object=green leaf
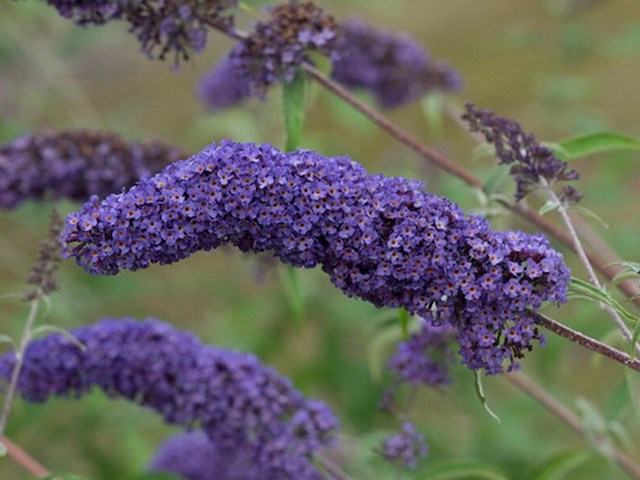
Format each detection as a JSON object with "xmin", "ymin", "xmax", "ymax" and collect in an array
[
  {"xmin": 569, "ymin": 205, "xmax": 610, "ymax": 229},
  {"xmin": 0, "ymin": 334, "xmax": 16, "ymax": 349},
  {"xmin": 425, "ymin": 459, "xmax": 508, "ymax": 480},
  {"xmin": 482, "ymin": 164, "xmax": 511, "ymax": 196},
  {"xmin": 474, "ymin": 371, "xmax": 501, "ymax": 423},
  {"xmin": 553, "ymin": 131, "xmax": 640, "ymax": 161},
  {"xmin": 31, "ymin": 325, "xmax": 85, "ymax": 351},
  {"xmin": 279, "ymin": 266, "xmax": 305, "ymax": 326},
  {"xmin": 521, "ymin": 449, "xmax": 592, "ymax": 480},
  {"xmin": 398, "ymin": 308, "xmax": 409, "ymax": 340},
  {"xmin": 0, "ymin": 441, "xmax": 6, "ymax": 457},
  {"xmin": 624, "ymin": 367, "xmax": 640, "ymax": 414},
  {"xmin": 282, "ymin": 71, "xmax": 307, "ymax": 152},
  {"xmin": 420, "ymin": 93, "xmax": 445, "ymax": 136},
  {"xmin": 367, "ymin": 323, "xmax": 406, "ymax": 382},
  {"xmin": 539, "ymin": 199, "xmax": 560, "ymax": 215},
  {"xmin": 569, "ymin": 277, "xmax": 640, "ymax": 326}
]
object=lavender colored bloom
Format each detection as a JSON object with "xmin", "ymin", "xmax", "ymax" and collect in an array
[
  {"xmin": 62, "ymin": 141, "xmax": 570, "ymax": 373},
  {"xmin": 46, "ymin": 0, "xmax": 237, "ymax": 65},
  {"xmin": 388, "ymin": 321, "xmax": 455, "ymax": 387},
  {"xmin": 148, "ymin": 431, "xmax": 263, "ymax": 480},
  {"xmin": 0, "ymin": 318, "xmax": 337, "ymax": 479},
  {"xmin": 380, "ymin": 422, "xmax": 428, "ymax": 469},
  {"xmin": 463, "ymin": 103, "xmax": 582, "ymax": 204},
  {"xmin": 197, "ymin": 17, "xmax": 461, "ymax": 111},
  {"xmin": 230, "ymin": 1, "xmax": 342, "ymax": 96},
  {"xmin": 0, "ymin": 130, "xmax": 184, "ymax": 209},
  {"xmin": 332, "ymin": 19, "xmax": 462, "ymax": 109},
  {"xmin": 197, "ymin": 56, "xmax": 252, "ymax": 111}
]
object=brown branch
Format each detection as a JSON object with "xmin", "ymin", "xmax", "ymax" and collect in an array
[
  {"xmin": 507, "ymin": 373, "xmax": 640, "ymax": 479},
  {"xmin": 0, "ymin": 436, "xmax": 50, "ymax": 478},
  {"xmin": 533, "ymin": 311, "xmax": 640, "ymax": 371}
]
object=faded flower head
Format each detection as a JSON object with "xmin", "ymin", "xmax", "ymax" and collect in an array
[
  {"xmin": 62, "ymin": 141, "xmax": 570, "ymax": 374},
  {"xmin": 230, "ymin": 0, "xmax": 342, "ymax": 96},
  {"xmin": 197, "ymin": 56, "xmax": 252, "ymax": 111},
  {"xmin": 463, "ymin": 103, "xmax": 582, "ymax": 204},
  {"xmin": 380, "ymin": 422, "xmax": 428, "ymax": 469},
  {"xmin": 197, "ymin": 17, "xmax": 461, "ymax": 111},
  {"xmin": 0, "ymin": 130, "xmax": 184, "ymax": 209},
  {"xmin": 148, "ymin": 431, "xmax": 263, "ymax": 480},
  {"xmin": 0, "ymin": 318, "xmax": 338, "ymax": 479},
  {"xmin": 47, "ymin": 0, "xmax": 237, "ymax": 65},
  {"xmin": 332, "ymin": 18, "xmax": 462, "ymax": 109},
  {"xmin": 24, "ymin": 208, "xmax": 64, "ymax": 301}
]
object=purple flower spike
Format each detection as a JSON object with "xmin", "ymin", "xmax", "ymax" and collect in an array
[
  {"xmin": 332, "ymin": 19, "xmax": 462, "ymax": 109},
  {"xmin": 230, "ymin": 1, "xmax": 342, "ymax": 96},
  {"xmin": 197, "ymin": 56, "xmax": 252, "ymax": 111},
  {"xmin": 62, "ymin": 140, "xmax": 570, "ymax": 373},
  {"xmin": 46, "ymin": 0, "xmax": 237, "ymax": 65},
  {"xmin": 0, "ymin": 318, "xmax": 338, "ymax": 480},
  {"xmin": 463, "ymin": 103, "xmax": 582, "ymax": 204},
  {"xmin": 380, "ymin": 422, "xmax": 428, "ymax": 469},
  {"xmin": 148, "ymin": 431, "xmax": 264, "ymax": 480},
  {"xmin": 0, "ymin": 130, "xmax": 184, "ymax": 209}
]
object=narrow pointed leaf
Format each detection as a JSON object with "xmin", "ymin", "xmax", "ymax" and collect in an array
[
  {"xmin": 553, "ymin": 131, "xmax": 640, "ymax": 161},
  {"xmin": 282, "ymin": 71, "xmax": 307, "ymax": 152}
]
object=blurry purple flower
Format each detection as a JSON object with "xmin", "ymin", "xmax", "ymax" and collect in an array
[
  {"xmin": 148, "ymin": 431, "xmax": 263, "ymax": 480},
  {"xmin": 0, "ymin": 130, "xmax": 184, "ymax": 209},
  {"xmin": 0, "ymin": 318, "xmax": 338, "ymax": 479},
  {"xmin": 388, "ymin": 321, "xmax": 455, "ymax": 388},
  {"xmin": 46, "ymin": 0, "xmax": 237, "ymax": 65},
  {"xmin": 197, "ymin": 56, "xmax": 252, "ymax": 111},
  {"xmin": 197, "ymin": 17, "xmax": 461, "ymax": 111},
  {"xmin": 463, "ymin": 103, "xmax": 582, "ymax": 204},
  {"xmin": 229, "ymin": 0, "xmax": 342, "ymax": 96},
  {"xmin": 332, "ymin": 18, "xmax": 462, "ymax": 109},
  {"xmin": 62, "ymin": 141, "xmax": 570, "ymax": 374},
  {"xmin": 380, "ymin": 422, "xmax": 428, "ymax": 469}
]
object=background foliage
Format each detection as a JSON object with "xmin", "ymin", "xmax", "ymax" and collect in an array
[{"xmin": 1, "ymin": 0, "xmax": 639, "ymax": 478}]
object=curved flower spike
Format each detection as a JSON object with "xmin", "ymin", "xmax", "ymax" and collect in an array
[
  {"xmin": 0, "ymin": 130, "xmax": 184, "ymax": 209},
  {"xmin": 0, "ymin": 318, "xmax": 338, "ymax": 479},
  {"xmin": 46, "ymin": 0, "xmax": 237, "ymax": 65},
  {"xmin": 62, "ymin": 141, "xmax": 570, "ymax": 373}
]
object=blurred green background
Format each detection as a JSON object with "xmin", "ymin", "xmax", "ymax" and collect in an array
[{"xmin": 1, "ymin": 0, "xmax": 639, "ymax": 479}]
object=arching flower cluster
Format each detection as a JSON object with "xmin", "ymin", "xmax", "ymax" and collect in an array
[
  {"xmin": 332, "ymin": 19, "xmax": 462, "ymax": 109},
  {"xmin": 0, "ymin": 130, "xmax": 184, "ymax": 209},
  {"xmin": 62, "ymin": 141, "xmax": 570, "ymax": 374},
  {"xmin": 148, "ymin": 431, "xmax": 264, "ymax": 480},
  {"xmin": 0, "ymin": 318, "xmax": 338, "ymax": 479},
  {"xmin": 198, "ymin": 17, "xmax": 462, "ymax": 111},
  {"xmin": 46, "ymin": 0, "xmax": 237, "ymax": 64},
  {"xmin": 463, "ymin": 103, "xmax": 582, "ymax": 204},
  {"xmin": 229, "ymin": 0, "xmax": 342, "ymax": 96}
]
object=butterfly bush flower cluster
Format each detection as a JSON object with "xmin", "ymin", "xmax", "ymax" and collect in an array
[
  {"xmin": 463, "ymin": 103, "xmax": 582, "ymax": 204},
  {"xmin": 148, "ymin": 431, "xmax": 263, "ymax": 480},
  {"xmin": 380, "ymin": 421, "xmax": 428, "ymax": 469},
  {"xmin": 198, "ymin": 17, "xmax": 462, "ymax": 111},
  {"xmin": 332, "ymin": 18, "xmax": 462, "ymax": 109},
  {"xmin": 0, "ymin": 318, "xmax": 337, "ymax": 479},
  {"xmin": 62, "ymin": 141, "xmax": 570, "ymax": 373},
  {"xmin": 0, "ymin": 129, "xmax": 184, "ymax": 209},
  {"xmin": 47, "ymin": 0, "xmax": 237, "ymax": 64},
  {"xmin": 229, "ymin": 0, "xmax": 342, "ymax": 96}
]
